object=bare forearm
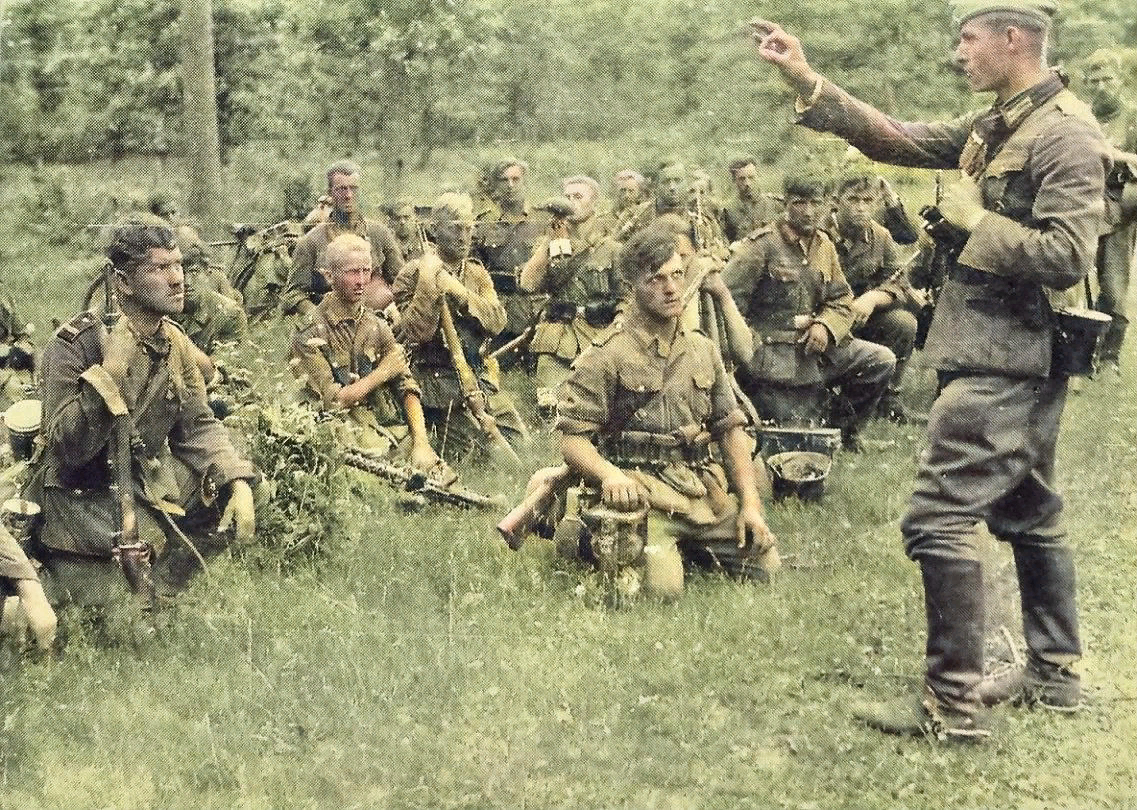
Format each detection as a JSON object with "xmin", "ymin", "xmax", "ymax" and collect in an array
[
  {"xmin": 720, "ymin": 425, "xmax": 762, "ymax": 512},
  {"xmin": 560, "ymin": 433, "xmax": 622, "ymax": 485}
]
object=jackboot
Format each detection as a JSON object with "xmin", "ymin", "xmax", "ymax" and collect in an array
[
  {"xmin": 854, "ymin": 556, "xmax": 991, "ymax": 741},
  {"xmin": 983, "ymin": 544, "xmax": 1082, "ymax": 710},
  {"xmin": 1096, "ymin": 320, "xmax": 1126, "ymax": 368}
]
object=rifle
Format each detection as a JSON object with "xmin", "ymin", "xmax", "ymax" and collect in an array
[
  {"xmin": 101, "ymin": 264, "xmax": 155, "ymax": 606},
  {"xmin": 497, "ymin": 464, "xmax": 571, "ymax": 550},
  {"xmin": 342, "ymin": 448, "xmax": 499, "ymax": 509},
  {"xmin": 418, "ymin": 222, "xmax": 522, "ymax": 465}
]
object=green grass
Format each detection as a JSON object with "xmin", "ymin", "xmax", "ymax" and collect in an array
[{"xmin": 1, "ymin": 158, "xmax": 1135, "ymax": 809}]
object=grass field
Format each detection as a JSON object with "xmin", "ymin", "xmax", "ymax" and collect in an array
[{"xmin": 1, "ymin": 159, "xmax": 1135, "ymax": 809}]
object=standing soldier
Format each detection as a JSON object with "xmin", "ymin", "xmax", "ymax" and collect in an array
[
  {"xmin": 720, "ymin": 156, "xmax": 781, "ymax": 243},
  {"xmin": 281, "ymin": 161, "xmax": 404, "ymax": 319},
  {"xmin": 831, "ymin": 173, "xmax": 923, "ymax": 422},
  {"xmin": 723, "ymin": 176, "xmax": 895, "ymax": 451},
  {"xmin": 1083, "ymin": 48, "xmax": 1137, "ymax": 377},
  {"xmin": 554, "ymin": 223, "xmax": 779, "ymax": 598},
  {"xmin": 518, "ymin": 175, "xmax": 620, "ymax": 413},
  {"xmin": 472, "ymin": 159, "xmax": 548, "ymax": 362},
  {"xmin": 751, "ymin": 1, "xmax": 1108, "ymax": 740},
  {"xmin": 291, "ymin": 234, "xmax": 445, "ymax": 476},
  {"xmin": 618, "ymin": 161, "xmax": 727, "ymax": 259},
  {"xmin": 393, "ymin": 193, "xmax": 526, "ymax": 462},
  {"xmin": 612, "ymin": 169, "xmax": 647, "ymax": 225},
  {"xmin": 32, "ymin": 221, "xmax": 257, "ymax": 607}
]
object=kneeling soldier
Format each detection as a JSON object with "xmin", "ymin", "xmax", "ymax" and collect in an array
[
  {"xmin": 554, "ymin": 223, "xmax": 779, "ymax": 599},
  {"xmin": 32, "ymin": 220, "xmax": 257, "ymax": 608}
]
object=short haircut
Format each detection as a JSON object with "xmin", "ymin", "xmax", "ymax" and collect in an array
[
  {"xmin": 728, "ymin": 156, "xmax": 757, "ymax": 175},
  {"xmin": 615, "ymin": 169, "xmax": 644, "ymax": 184},
  {"xmin": 562, "ymin": 175, "xmax": 600, "ymax": 195},
  {"xmin": 618, "ymin": 222, "xmax": 680, "ymax": 284},
  {"xmin": 493, "ymin": 158, "xmax": 528, "ymax": 179},
  {"xmin": 326, "ymin": 160, "xmax": 362, "ymax": 187},
  {"xmin": 783, "ymin": 175, "xmax": 831, "ymax": 199},
  {"xmin": 431, "ymin": 191, "xmax": 474, "ymax": 224},
  {"xmin": 325, "ymin": 233, "xmax": 372, "ymax": 273},
  {"xmin": 107, "ymin": 220, "xmax": 176, "ymax": 273},
  {"xmin": 974, "ymin": 11, "xmax": 1048, "ymax": 58},
  {"xmin": 836, "ymin": 174, "xmax": 878, "ymax": 197}
]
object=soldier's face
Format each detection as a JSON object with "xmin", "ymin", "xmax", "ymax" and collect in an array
[
  {"xmin": 732, "ymin": 164, "xmax": 759, "ymax": 198},
  {"xmin": 433, "ymin": 217, "xmax": 473, "ymax": 261},
  {"xmin": 633, "ymin": 251, "xmax": 686, "ymax": 323},
  {"xmin": 329, "ymin": 172, "xmax": 361, "ymax": 215},
  {"xmin": 393, "ymin": 208, "xmax": 415, "ymax": 239},
  {"xmin": 658, "ymin": 167, "xmax": 687, "ymax": 207},
  {"xmin": 331, "ymin": 251, "xmax": 373, "ymax": 305},
  {"xmin": 563, "ymin": 182, "xmax": 597, "ymax": 222},
  {"xmin": 953, "ymin": 20, "xmax": 1011, "ymax": 95},
  {"xmin": 836, "ymin": 188, "xmax": 877, "ymax": 230},
  {"xmin": 494, "ymin": 164, "xmax": 526, "ymax": 206},
  {"xmin": 122, "ymin": 247, "xmax": 184, "ymax": 316},
  {"xmin": 1085, "ymin": 68, "xmax": 1120, "ymax": 103},
  {"xmin": 616, "ymin": 177, "xmax": 643, "ymax": 206},
  {"xmin": 785, "ymin": 194, "xmax": 826, "ymax": 236}
]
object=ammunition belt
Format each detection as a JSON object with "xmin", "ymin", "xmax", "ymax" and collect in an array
[
  {"xmin": 600, "ymin": 428, "xmax": 712, "ymax": 469},
  {"xmin": 544, "ymin": 300, "xmax": 618, "ymax": 327}
]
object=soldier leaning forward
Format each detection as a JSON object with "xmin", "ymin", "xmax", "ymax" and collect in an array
[
  {"xmin": 28, "ymin": 222, "xmax": 257, "ymax": 607},
  {"xmin": 552, "ymin": 223, "xmax": 778, "ymax": 599},
  {"xmin": 291, "ymin": 234, "xmax": 445, "ymax": 477},
  {"xmin": 393, "ymin": 193, "xmax": 527, "ymax": 462}
]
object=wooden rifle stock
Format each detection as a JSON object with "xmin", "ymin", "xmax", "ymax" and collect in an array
[{"xmin": 497, "ymin": 465, "xmax": 570, "ymax": 550}]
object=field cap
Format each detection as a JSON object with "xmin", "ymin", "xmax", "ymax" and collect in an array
[{"xmin": 950, "ymin": 0, "xmax": 1058, "ymax": 26}]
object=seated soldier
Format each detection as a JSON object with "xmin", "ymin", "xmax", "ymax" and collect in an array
[
  {"xmin": 31, "ymin": 220, "xmax": 257, "ymax": 608},
  {"xmin": 723, "ymin": 176, "xmax": 895, "ymax": 450},
  {"xmin": 1, "ymin": 398, "xmax": 56, "ymax": 652},
  {"xmin": 393, "ymin": 193, "xmax": 526, "ymax": 463},
  {"xmin": 0, "ymin": 293, "xmax": 36, "ymax": 412},
  {"xmin": 554, "ymin": 223, "xmax": 779, "ymax": 599},
  {"xmin": 831, "ymin": 173, "xmax": 923, "ymax": 422},
  {"xmin": 290, "ymin": 234, "xmax": 447, "ymax": 479}
]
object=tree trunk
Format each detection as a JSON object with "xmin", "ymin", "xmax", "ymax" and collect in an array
[{"xmin": 180, "ymin": 0, "xmax": 226, "ymax": 239}]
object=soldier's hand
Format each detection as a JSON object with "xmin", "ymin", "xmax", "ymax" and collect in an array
[
  {"xmin": 736, "ymin": 504, "xmax": 776, "ymax": 551},
  {"xmin": 798, "ymin": 322, "xmax": 830, "ymax": 354},
  {"xmin": 409, "ymin": 441, "xmax": 441, "ymax": 476},
  {"xmin": 101, "ymin": 318, "xmax": 140, "ymax": 383},
  {"xmin": 218, "ymin": 479, "xmax": 256, "ymax": 542},
  {"xmin": 435, "ymin": 268, "xmax": 469, "ymax": 302},
  {"xmin": 939, "ymin": 174, "xmax": 986, "ymax": 232},
  {"xmin": 746, "ymin": 19, "xmax": 815, "ymax": 90},
  {"xmin": 601, "ymin": 470, "xmax": 646, "ymax": 511},
  {"xmin": 700, "ymin": 270, "xmax": 729, "ymax": 301}
]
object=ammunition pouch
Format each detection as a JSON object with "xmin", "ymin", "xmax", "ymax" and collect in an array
[
  {"xmin": 490, "ymin": 271, "xmax": 518, "ymax": 295},
  {"xmin": 600, "ymin": 428, "xmax": 713, "ymax": 472},
  {"xmin": 545, "ymin": 300, "xmax": 578, "ymax": 323},
  {"xmin": 583, "ymin": 301, "xmax": 617, "ymax": 328}
]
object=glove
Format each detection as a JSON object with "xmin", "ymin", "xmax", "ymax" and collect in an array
[
  {"xmin": 939, "ymin": 174, "xmax": 987, "ymax": 232},
  {"xmin": 218, "ymin": 479, "xmax": 256, "ymax": 542}
]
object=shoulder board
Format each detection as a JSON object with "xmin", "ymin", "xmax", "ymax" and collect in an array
[
  {"xmin": 589, "ymin": 323, "xmax": 623, "ymax": 347},
  {"xmin": 54, "ymin": 310, "xmax": 100, "ymax": 343},
  {"xmin": 745, "ymin": 224, "xmax": 777, "ymax": 241},
  {"xmin": 1052, "ymin": 90, "xmax": 1099, "ymax": 129}
]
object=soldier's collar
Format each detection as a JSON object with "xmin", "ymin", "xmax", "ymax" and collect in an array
[
  {"xmin": 320, "ymin": 294, "xmax": 364, "ymax": 325},
  {"xmin": 778, "ymin": 219, "xmax": 823, "ymax": 250},
  {"xmin": 993, "ymin": 70, "xmax": 1065, "ymax": 132},
  {"xmin": 623, "ymin": 310, "xmax": 689, "ymax": 358}
]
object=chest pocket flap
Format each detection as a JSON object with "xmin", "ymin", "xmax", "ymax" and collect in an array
[{"xmin": 981, "ymin": 147, "xmax": 1029, "ymax": 214}]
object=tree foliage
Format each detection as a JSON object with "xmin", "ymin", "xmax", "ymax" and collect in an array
[{"xmin": 1, "ymin": 0, "xmax": 1133, "ymax": 165}]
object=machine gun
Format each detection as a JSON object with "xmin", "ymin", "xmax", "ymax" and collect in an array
[{"xmin": 342, "ymin": 448, "xmax": 499, "ymax": 510}]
